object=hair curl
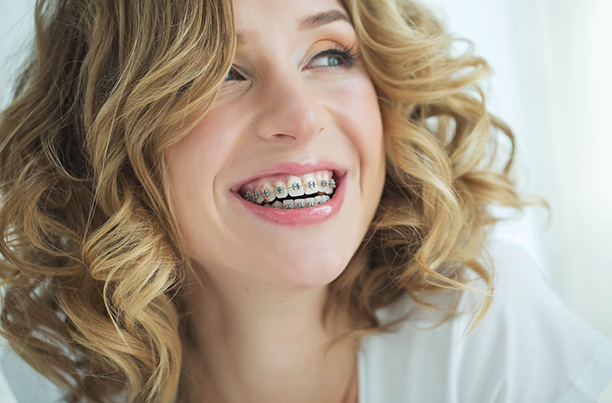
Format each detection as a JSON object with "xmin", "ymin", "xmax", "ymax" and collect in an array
[{"xmin": 0, "ymin": 0, "xmax": 527, "ymax": 401}]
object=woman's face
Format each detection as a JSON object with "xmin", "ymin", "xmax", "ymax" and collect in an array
[{"xmin": 165, "ymin": 0, "xmax": 385, "ymax": 289}]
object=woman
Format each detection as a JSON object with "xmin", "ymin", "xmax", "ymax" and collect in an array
[{"xmin": 0, "ymin": 0, "xmax": 611, "ymax": 402}]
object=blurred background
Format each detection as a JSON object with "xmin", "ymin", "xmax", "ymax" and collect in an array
[
  {"xmin": 421, "ymin": 0, "xmax": 612, "ymax": 338},
  {"xmin": 425, "ymin": 0, "xmax": 612, "ymax": 399},
  {"xmin": 1, "ymin": 0, "xmax": 611, "ymax": 400}
]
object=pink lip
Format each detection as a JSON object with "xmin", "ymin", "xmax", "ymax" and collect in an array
[
  {"xmin": 231, "ymin": 173, "xmax": 346, "ymax": 227},
  {"xmin": 230, "ymin": 159, "xmax": 347, "ymax": 192}
]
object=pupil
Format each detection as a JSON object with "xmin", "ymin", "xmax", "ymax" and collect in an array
[{"xmin": 328, "ymin": 56, "xmax": 341, "ymax": 66}]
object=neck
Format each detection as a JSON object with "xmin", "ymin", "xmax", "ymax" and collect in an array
[{"xmin": 180, "ymin": 266, "xmax": 359, "ymax": 403}]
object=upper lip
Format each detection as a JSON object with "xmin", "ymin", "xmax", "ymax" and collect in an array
[{"xmin": 230, "ymin": 158, "xmax": 347, "ymax": 192}]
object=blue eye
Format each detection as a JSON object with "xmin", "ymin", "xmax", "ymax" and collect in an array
[
  {"xmin": 225, "ymin": 66, "xmax": 245, "ymax": 82},
  {"xmin": 306, "ymin": 46, "xmax": 359, "ymax": 70},
  {"xmin": 309, "ymin": 54, "xmax": 345, "ymax": 68}
]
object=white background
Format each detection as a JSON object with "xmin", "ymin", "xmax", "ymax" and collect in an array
[
  {"xmin": 1, "ymin": 0, "xmax": 611, "ymax": 400},
  {"xmin": 423, "ymin": 0, "xmax": 612, "ymax": 399}
]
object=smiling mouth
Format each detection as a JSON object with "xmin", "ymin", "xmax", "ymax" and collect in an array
[{"xmin": 239, "ymin": 170, "xmax": 337, "ymax": 209}]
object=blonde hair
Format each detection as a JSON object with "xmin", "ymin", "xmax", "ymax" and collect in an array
[{"xmin": 0, "ymin": 0, "xmax": 526, "ymax": 401}]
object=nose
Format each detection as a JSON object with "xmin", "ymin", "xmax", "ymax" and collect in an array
[{"xmin": 253, "ymin": 73, "xmax": 325, "ymax": 144}]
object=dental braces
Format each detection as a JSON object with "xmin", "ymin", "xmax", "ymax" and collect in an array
[
  {"xmin": 243, "ymin": 179, "xmax": 336, "ymax": 201},
  {"xmin": 279, "ymin": 194, "xmax": 332, "ymax": 209}
]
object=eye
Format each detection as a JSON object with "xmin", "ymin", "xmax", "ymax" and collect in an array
[
  {"xmin": 309, "ymin": 54, "xmax": 345, "ymax": 68},
  {"xmin": 225, "ymin": 66, "xmax": 246, "ymax": 82},
  {"xmin": 305, "ymin": 46, "xmax": 360, "ymax": 70}
]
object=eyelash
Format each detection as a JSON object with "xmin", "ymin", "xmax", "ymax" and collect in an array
[
  {"xmin": 224, "ymin": 44, "xmax": 360, "ymax": 82},
  {"xmin": 307, "ymin": 44, "xmax": 360, "ymax": 70}
]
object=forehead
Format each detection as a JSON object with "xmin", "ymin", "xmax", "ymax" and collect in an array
[{"xmin": 232, "ymin": 0, "xmax": 349, "ymax": 42}]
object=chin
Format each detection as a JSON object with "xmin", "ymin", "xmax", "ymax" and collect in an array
[{"xmin": 263, "ymin": 247, "xmax": 355, "ymax": 290}]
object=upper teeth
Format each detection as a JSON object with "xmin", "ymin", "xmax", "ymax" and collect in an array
[
  {"xmin": 240, "ymin": 170, "xmax": 337, "ymax": 208},
  {"xmin": 242, "ymin": 179, "xmax": 334, "ymax": 200},
  {"xmin": 288, "ymin": 175, "xmax": 303, "ymax": 197}
]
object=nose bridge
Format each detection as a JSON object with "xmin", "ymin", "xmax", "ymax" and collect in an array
[{"xmin": 254, "ymin": 69, "xmax": 325, "ymax": 143}]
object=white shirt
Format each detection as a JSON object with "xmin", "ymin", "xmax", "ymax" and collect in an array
[
  {"xmin": 2, "ymin": 241, "xmax": 612, "ymax": 402},
  {"xmin": 358, "ymin": 241, "xmax": 612, "ymax": 402}
]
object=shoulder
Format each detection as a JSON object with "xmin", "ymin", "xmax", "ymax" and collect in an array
[
  {"xmin": 359, "ymin": 240, "xmax": 612, "ymax": 403},
  {"xmin": 459, "ymin": 240, "xmax": 612, "ymax": 402}
]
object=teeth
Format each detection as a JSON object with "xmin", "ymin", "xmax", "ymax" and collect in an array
[
  {"xmin": 252, "ymin": 189, "xmax": 264, "ymax": 204},
  {"xmin": 302, "ymin": 173, "xmax": 318, "ymax": 195},
  {"xmin": 287, "ymin": 176, "xmax": 304, "ymax": 197},
  {"xmin": 319, "ymin": 172, "xmax": 332, "ymax": 195},
  {"xmin": 262, "ymin": 182, "xmax": 275, "ymax": 203},
  {"xmin": 242, "ymin": 184, "xmax": 255, "ymax": 201},
  {"xmin": 244, "ymin": 193, "xmax": 333, "ymax": 209},
  {"xmin": 275, "ymin": 181, "xmax": 288, "ymax": 199},
  {"xmin": 239, "ymin": 171, "xmax": 337, "ymax": 208}
]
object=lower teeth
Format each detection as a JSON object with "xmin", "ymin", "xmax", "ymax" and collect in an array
[{"xmin": 261, "ymin": 194, "xmax": 332, "ymax": 209}]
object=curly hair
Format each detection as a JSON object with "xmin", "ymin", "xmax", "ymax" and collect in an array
[{"xmin": 0, "ymin": 0, "xmax": 526, "ymax": 401}]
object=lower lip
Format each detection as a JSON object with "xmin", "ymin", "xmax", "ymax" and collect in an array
[{"xmin": 231, "ymin": 175, "xmax": 346, "ymax": 226}]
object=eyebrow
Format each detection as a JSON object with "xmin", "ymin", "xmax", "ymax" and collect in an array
[
  {"xmin": 236, "ymin": 9, "xmax": 352, "ymax": 46},
  {"xmin": 297, "ymin": 9, "xmax": 352, "ymax": 31}
]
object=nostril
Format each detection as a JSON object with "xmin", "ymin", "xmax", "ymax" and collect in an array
[{"xmin": 253, "ymin": 82, "xmax": 325, "ymax": 142}]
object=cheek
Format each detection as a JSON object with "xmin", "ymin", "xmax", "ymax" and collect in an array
[
  {"xmin": 328, "ymin": 73, "xmax": 382, "ymax": 138},
  {"xmin": 175, "ymin": 114, "xmax": 236, "ymax": 167},
  {"xmin": 330, "ymin": 75, "xmax": 386, "ymax": 215},
  {"xmin": 164, "ymin": 113, "xmax": 240, "ymax": 245},
  {"xmin": 165, "ymin": 130, "xmax": 215, "ymax": 216},
  {"xmin": 328, "ymin": 74, "xmax": 385, "ymax": 168},
  {"xmin": 165, "ymin": 105, "xmax": 248, "ymax": 190}
]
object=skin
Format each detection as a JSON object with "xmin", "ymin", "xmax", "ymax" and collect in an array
[{"xmin": 164, "ymin": 0, "xmax": 385, "ymax": 401}]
